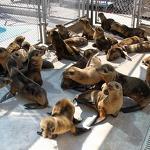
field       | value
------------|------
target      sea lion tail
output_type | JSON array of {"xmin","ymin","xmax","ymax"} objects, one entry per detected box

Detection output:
[{"xmin": 121, "ymin": 105, "xmax": 144, "ymax": 113}]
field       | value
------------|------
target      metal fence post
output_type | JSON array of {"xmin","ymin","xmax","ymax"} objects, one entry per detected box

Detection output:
[{"xmin": 91, "ymin": 0, "xmax": 94, "ymax": 25}]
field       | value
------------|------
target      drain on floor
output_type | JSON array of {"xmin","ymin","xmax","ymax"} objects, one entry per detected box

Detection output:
[{"xmin": 141, "ymin": 124, "xmax": 150, "ymax": 150}]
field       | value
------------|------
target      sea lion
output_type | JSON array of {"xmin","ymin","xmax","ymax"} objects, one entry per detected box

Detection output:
[
  {"xmin": 1, "ymin": 67, "xmax": 49, "ymax": 109},
  {"xmin": 21, "ymin": 41, "xmax": 31, "ymax": 52},
  {"xmin": 78, "ymin": 18, "xmax": 94, "ymax": 40},
  {"xmin": 146, "ymin": 65, "xmax": 150, "ymax": 87},
  {"xmin": 106, "ymin": 36, "xmax": 144, "ymax": 61},
  {"xmin": 51, "ymin": 30, "xmax": 82, "ymax": 61},
  {"xmin": 98, "ymin": 13, "xmax": 115, "ymax": 31},
  {"xmin": 110, "ymin": 21, "xmax": 147, "ymax": 40},
  {"xmin": 0, "ymin": 77, "xmax": 12, "ymax": 88},
  {"xmin": 56, "ymin": 24, "xmax": 79, "ymax": 40},
  {"xmin": 63, "ymin": 59, "xmax": 102, "ymax": 85},
  {"xmin": 123, "ymin": 41, "xmax": 150, "ymax": 53},
  {"xmin": 64, "ymin": 37, "xmax": 88, "ymax": 47},
  {"xmin": 93, "ymin": 26, "xmax": 118, "ymax": 51},
  {"xmin": 96, "ymin": 64, "xmax": 150, "ymax": 112},
  {"xmin": 23, "ymin": 49, "xmax": 45, "ymax": 86},
  {"xmin": 38, "ymin": 115, "xmax": 90, "ymax": 139},
  {"xmin": 75, "ymin": 81, "xmax": 123, "ymax": 126},
  {"xmin": 6, "ymin": 36, "xmax": 25, "ymax": 53},
  {"xmin": 142, "ymin": 56, "xmax": 150, "ymax": 66},
  {"xmin": 50, "ymin": 99, "xmax": 82, "ymax": 123},
  {"xmin": 61, "ymin": 49, "xmax": 99, "ymax": 90}
]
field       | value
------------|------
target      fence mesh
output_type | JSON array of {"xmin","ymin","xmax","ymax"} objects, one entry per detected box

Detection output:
[{"xmin": 0, "ymin": 0, "xmax": 41, "ymax": 46}]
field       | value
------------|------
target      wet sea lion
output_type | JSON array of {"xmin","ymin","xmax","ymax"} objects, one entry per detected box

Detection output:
[
  {"xmin": 142, "ymin": 56, "xmax": 150, "ymax": 66},
  {"xmin": 56, "ymin": 24, "xmax": 79, "ymax": 40},
  {"xmin": 64, "ymin": 37, "xmax": 88, "ymax": 47},
  {"xmin": 7, "ymin": 36, "xmax": 25, "ymax": 53},
  {"xmin": 98, "ymin": 13, "xmax": 115, "ymax": 31},
  {"xmin": 96, "ymin": 64, "xmax": 150, "ymax": 112},
  {"xmin": 78, "ymin": 18, "xmax": 94, "ymax": 40},
  {"xmin": 51, "ymin": 30, "xmax": 82, "ymax": 61}
]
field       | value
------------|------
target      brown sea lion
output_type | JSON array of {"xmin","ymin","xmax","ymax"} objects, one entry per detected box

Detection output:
[
  {"xmin": 64, "ymin": 37, "xmax": 88, "ymax": 47},
  {"xmin": 50, "ymin": 99, "xmax": 82, "ymax": 124},
  {"xmin": 146, "ymin": 65, "xmax": 150, "ymax": 87},
  {"xmin": 78, "ymin": 18, "xmax": 94, "ymax": 40},
  {"xmin": 106, "ymin": 36, "xmax": 144, "ymax": 61},
  {"xmin": 142, "ymin": 56, "xmax": 150, "ymax": 66},
  {"xmin": 23, "ymin": 49, "xmax": 45, "ymax": 86},
  {"xmin": 61, "ymin": 49, "xmax": 99, "ymax": 90},
  {"xmin": 7, "ymin": 36, "xmax": 25, "ymax": 53},
  {"xmin": 39, "ymin": 115, "xmax": 90, "ymax": 139},
  {"xmin": 98, "ymin": 13, "xmax": 115, "ymax": 31},
  {"xmin": 1, "ymin": 67, "xmax": 49, "ymax": 109},
  {"xmin": 110, "ymin": 21, "xmax": 147, "ymax": 40},
  {"xmin": 56, "ymin": 24, "xmax": 79, "ymax": 40},
  {"xmin": 21, "ymin": 41, "xmax": 31, "ymax": 52},
  {"xmin": 51, "ymin": 30, "xmax": 82, "ymax": 61},
  {"xmin": 93, "ymin": 26, "xmax": 118, "ymax": 51},
  {"xmin": 75, "ymin": 81, "xmax": 123, "ymax": 126},
  {"xmin": 63, "ymin": 61, "xmax": 102, "ymax": 85},
  {"xmin": 96, "ymin": 64, "xmax": 150, "ymax": 112}
]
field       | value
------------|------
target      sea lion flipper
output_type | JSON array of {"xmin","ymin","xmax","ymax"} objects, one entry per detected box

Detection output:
[
  {"xmin": 75, "ymin": 127, "xmax": 91, "ymax": 135},
  {"xmin": 121, "ymin": 105, "xmax": 143, "ymax": 113},
  {"xmin": 0, "ymin": 92, "xmax": 14, "ymax": 103},
  {"xmin": 24, "ymin": 103, "xmax": 46, "ymax": 109},
  {"xmin": 73, "ymin": 117, "xmax": 82, "ymax": 124}
]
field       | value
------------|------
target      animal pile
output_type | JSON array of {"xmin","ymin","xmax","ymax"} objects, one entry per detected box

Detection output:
[{"xmin": 0, "ymin": 13, "xmax": 150, "ymax": 140}]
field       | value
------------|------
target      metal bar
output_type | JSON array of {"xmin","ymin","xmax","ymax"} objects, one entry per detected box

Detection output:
[
  {"xmin": 37, "ymin": 0, "xmax": 43, "ymax": 43},
  {"xmin": 91, "ymin": 0, "xmax": 94, "ymax": 25},
  {"xmin": 136, "ymin": 0, "xmax": 142, "ymax": 27},
  {"xmin": 82, "ymin": 0, "xmax": 85, "ymax": 16},
  {"xmin": 78, "ymin": 0, "xmax": 81, "ymax": 17},
  {"xmin": 86, "ymin": 0, "xmax": 90, "ymax": 18},
  {"xmin": 131, "ymin": 0, "xmax": 137, "ymax": 27},
  {"xmin": 95, "ymin": 0, "xmax": 98, "ymax": 24}
]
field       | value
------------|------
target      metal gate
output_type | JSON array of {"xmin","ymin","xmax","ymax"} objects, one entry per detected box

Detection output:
[{"xmin": 0, "ymin": 0, "xmax": 42, "ymax": 46}]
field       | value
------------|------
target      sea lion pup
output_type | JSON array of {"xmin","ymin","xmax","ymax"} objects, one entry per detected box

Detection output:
[
  {"xmin": 64, "ymin": 37, "xmax": 88, "ymax": 47},
  {"xmin": 142, "ymin": 56, "xmax": 150, "ymax": 66},
  {"xmin": 96, "ymin": 64, "xmax": 150, "ymax": 112},
  {"xmin": 93, "ymin": 26, "xmax": 118, "ymax": 51},
  {"xmin": 61, "ymin": 49, "xmax": 99, "ymax": 90},
  {"xmin": 98, "ymin": 13, "xmax": 115, "ymax": 31},
  {"xmin": 146, "ymin": 65, "xmax": 150, "ymax": 87},
  {"xmin": 51, "ymin": 30, "xmax": 82, "ymax": 61},
  {"xmin": 106, "ymin": 36, "xmax": 144, "ymax": 61},
  {"xmin": 6, "ymin": 36, "xmax": 25, "ymax": 53},
  {"xmin": 123, "ymin": 41, "xmax": 150, "ymax": 53},
  {"xmin": 50, "ymin": 99, "xmax": 82, "ymax": 123},
  {"xmin": 23, "ymin": 49, "xmax": 45, "ymax": 86},
  {"xmin": 39, "ymin": 114, "xmax": 90, "ymax": 139},
  {"xmin": 0, "ymin": 67, "xmax": 49, "ymax": 109},
  {"xmin": 63, "ymin": 58, "xmax": 102, "ymax": 85},
  {"xmin": 75, "ymin": 81, "xmax": 123, "ymax": 126},
  {"xmin": 110, "ymin": 21, "xmax": 147, "ymax": 40},
  {"xmin": 78, "ymin": 18, "xmax": 94, "ymax": 40},
  {"xmin": 56, "ymin": 24, "xmax": 79, "ymax": 40}
]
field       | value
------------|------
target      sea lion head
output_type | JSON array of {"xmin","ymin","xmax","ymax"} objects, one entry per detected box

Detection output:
[
  {"xmin": 106, "ymin": 47, "xmax": 125, "ymax": 61},
  {"xmin": 142, "ymin": 56, "xmax": 150, "ymax": 66},
  {"xmin": 40, "ymin": 117, "xmax": 55, "ymax": 138},
  {"xmin": 0, "ymin": 77, "xmax": 12, "ymax": 88},
  {"xmin": 50, "ymin": 30, "xmax": 61, "ymax": 40},
  {"xmin": 56, "ymin": 24, "xmax": 66, "ymax": 32},
  {"xmin": 28, "ymin": 49, "xmax": 45, "ymax": 61},
  {"xmin": 98, "ymin": 13, "xmax": 105, "ymax": 20},
  {"xmin": 14, "ymin": 36, "xmax": 25, "ymax": 46},
  {"xmin": 107, "ymin": 81, "xmax": 122, "ymax": 93},
  {"xmin": 94, "ymin": 26, "xmax": 104, "ymax": 35},
  {"xmin": 21, "ymin": 41, "xmax": 31, "ymax": 52},
  {"xmin": 78, "ymin": 18, "xmax": 90, "ymax": 26}
]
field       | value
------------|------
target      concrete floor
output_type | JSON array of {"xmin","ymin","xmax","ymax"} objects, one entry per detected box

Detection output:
[{"xmin": 0, "ymin": 37, "xmax": 150, "ymax": 150}]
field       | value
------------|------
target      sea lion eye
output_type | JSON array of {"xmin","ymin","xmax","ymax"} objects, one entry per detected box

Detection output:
[
  {"xmin": 115, "ymin": 84, "xmax": 119, "ymax": 89},
  {"xmin": 103, "ymin": 68, "xmax": 108, "ymax": 73},
  {"xmin": 15, "ymin": 53, "xmax": 19, "ymax": 56}
]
